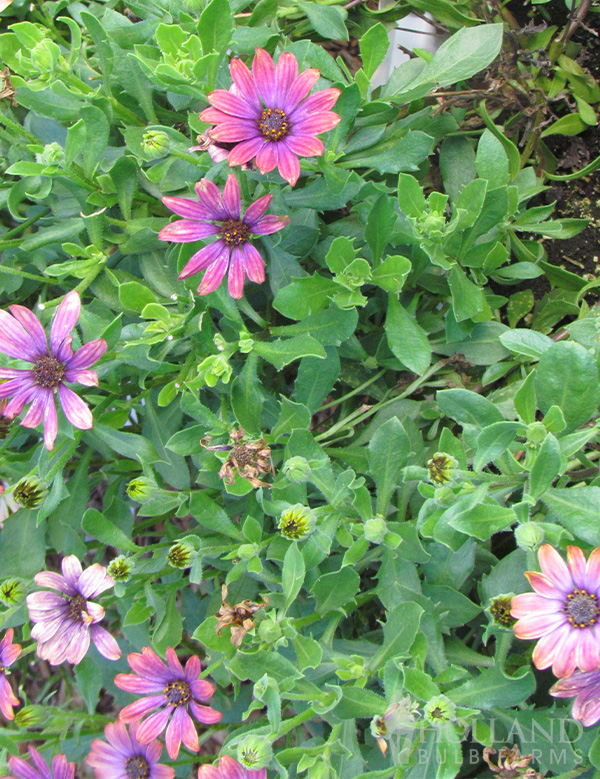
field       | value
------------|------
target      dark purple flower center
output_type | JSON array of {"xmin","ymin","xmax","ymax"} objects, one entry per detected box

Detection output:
[
  {"xmin": 220, "ymin": 219, "xmax": 250, "ymax": 246},
  {"xmin": 33, "ymin": 356, "xmax": 65, "ymax": 389},
  {"xmin": 68, "ymin": 594, "xmax": 89, "ymax": 623},
  {"xmin": 164, "ymin": 679, "xmax": 191, "ymax": 706},
  {"xmin": 125, "ymin": 755, "xmax": 150, "ymax": 779},
  {"xmin": 564, "ymin": 588, "xmax": 599, "ymax": 628},
  {"xmin": 259, "ymin": 108, "xmax": 289, "ymax": 141}
]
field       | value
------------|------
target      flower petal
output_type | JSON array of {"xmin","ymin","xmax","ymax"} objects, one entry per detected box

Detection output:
[
  {"xmin": 525, "ymin": 571, "xmax": 564, "ymax": 599},
  {"xmin": 165, "ymin": 647, "xmax": 184, "ymax": 677},
  {"xmin": 241, "ymin": 243, "xmax": 265, "ymax": 284},
  {"xmin": 208, "ymin": 89, "xmax": 257, "ymax": 118},
  {"xmin": 33, "ymin": 572, "xmax": 74, "ymax": 595},
  {"xmin": 587, "ymin": 547, "xmax": 600, "ymax": 592},
  {"xmin": 276, "ymin": 143, "xmax": 300, "ymax": 186},
  {"xmin": 43, "ymin": 392, "xmax": 58, "ymax": 450},
  {"xmin": 129, "ymin": 646, "xmax": 170, "ymax": 680},
  {"xmin": 293, "ymin": 111, "xmax": 341, "ymax": 135},
  {"xmin": 50, "ymin": 291, "xmax": 80, "ymax": 357},
  {"xmin": 513, "ymin": 612, "xmax": 565, "ymax": 640},
  {"xmin": 255, "ymin": 143, "xmax": 279, "ymax": 174},
  {"xmin": 230, "ymin": 57, "xmax": 262, "ymax": 111},
  {"xmin": 252, "ymin": 47, "xmax": 277, "ymax": 107},
  {"xmin": 285, "ymin": 134, "xmax": 324, "ymax": 158},
  {"xmin": 58, "ymin": 384, "xmax": 93, "ymax": 430},
  {"xmin": 65, "ymin": 339, "xmax": 107, "ymax": 371},
  {"xmin": 283, "ymin": 68, "xmax": 320, "ymax": 113},
  {"xmin": 576, "ymin": 627, "xmax": 600, "ymax": 672},
  {"xmin": 228, "ymin": 137, "xmax": 265, "ymax": 167},
  {"xmin": 63, "ymin": 369, "xmax": 99, "ymax": 387},
  {"xmin": 552, "ymin": 628, "xmax": 580, "ymax": 678},
  {"xmin": 510, "ymin": 592, "xmax": 563, "ymax": 619},
  {"xmin": 219, "ymin": 756, "xmax": 245, "ymax": 779},
  {"xmin": 0, "ymin": 309, "xmax": 40, "ymax": 362},
  {"xmin": 251, "ymin": 214, "xmax": 290, "ymax": 236},
  {"xmin": 136, "ymin": 706, "xmax": 172, "ymax": 744},
  {"xmin": 222, "ymin": 174, "xmax": 242, "ymax": 220},
  {"xmin": 20, "ymin": 390, "xmax": 47, "ymax": 429},
  {"xmin": 243, "ymin": 193, "xmax": 272, "ymax": 225},
  {"xmin": 228, "ymin": 245, "xmax": 246, "ymax": 299},
  {"xmin": 275, "ymin": 52, "xmax": 298, "ymax": 106},
  {"xmin": 159, "ymin": 220, "xmax": 220, "ymax": 243},
  {"xmin": 119, "ymin": 695, "xmax": 165, "ymax": 722},
  {"xmin": 179, "ymin": 707, "xmax": 199, "ymax": 754},
  {"xmin": 209, "ymin": 121, "xmax": 261, "ymax": 143},
  {"xmin": 114, "ymin": 675, "xmax": 165, "ymax": 694},
  {"xmin": 189, "ymin": 700, "xmax": 222, "ymax": 724},
  {"xmin": 7, "ymin": 305, "xmax": 47, "ymax": 357},
  {"xmin": 161, "ymin": 196, "xmax": 214, "ymax": 221},
  {"xmin": 532, "ymin": 623, "xmax": 570, "ymax": 670},
  {"xmin": 197, "ymin": 248, "xmax": 230, "ymax": 297},
  {"xmin": 538, "ymin": 544, "xmax": 573, "ymax": 592},
  {"xmin": 195, "ymin": 179, "xmax": 228, "ymax": 220},
  {"xmin": 78, "ymin": 564, "xmax": 113, "ymax": 599},
  {"xmin": 568, "ymin": 546, "xmax": 588, "ymax": 589},
  {"xmin": 289, "ymin": 88, "xmax": 341, "ymax": 121},
  {"xmin": 178, "ymin": 241, "xmax": 227, "ymax": 280},
  {"xmin": 90, "ymin": 624, "xmax": 121, "ymax": 661}
]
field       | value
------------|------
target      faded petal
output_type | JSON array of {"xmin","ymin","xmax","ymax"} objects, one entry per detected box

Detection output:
[
  {"xmin": 90, "ymin": 624, "xmax": 121, "ymax": 661},
  {"xmin": 162, "ymin": 196, "xmax": 215, "ymax": 221},
  {"xmin": 513, "ymin": 612, "xmax": 565, "ymax": 639},
  {"xmin": 538, "ymin": 544, "xmax": 573, "ymax": 592},
  {"xmin": 78, "ymin": 564, "xmax": 113, "ymax": 599},
  {"xmin": 58, "ymin": 384, "xmax": 93, "ymax": 430},
  {"xmin": 159, "ymin": 220, "xmax": 220, "ymax": 243},
  {"xmin": 197, "ymin": 249, "xmax": 230, "ymax": 297},
  {"xmin": 65, "ymin": 339, "xmax": 107, "ymax": 371},
  {"xmin": 50, "ymin": 291, "xmax": 80, "ymax": 357},
  {"xmin": 43, "ymin": 393, "xmax": 58, "ymax": 450},
  {"xmin": 222, "ymin": 174, "xmax": 242, "ymax": 220},
  {"xmin": 525, "ymin": 571, "xmax": 564, "ymax": 599},
  {"xmin": 510, "ymin": 592, "xmax": 563, "ymax": 618},
  {"xmin": 7, "ymin": 305, "xmax": 47, "ymax": 357},
  {"xmin": 241, "ymin": 243, "xmax": 265, "ymax": 285},
  {"xmin": 568, "ymin": 546, "xmax": 588, "ymax": 589},
  {"xmin": 32, "ymin": 572, "xmax": 74, "ymax": 595}
]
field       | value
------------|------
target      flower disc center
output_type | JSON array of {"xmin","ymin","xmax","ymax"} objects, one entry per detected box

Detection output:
[
  {"xmin": 68, "ymin": 594, "xmax": 89, "ymax": 622},
  {"xmin": 125, "ymin": 755, "xmax": 150, "ymax": 779},
  {"xmin": 34, "ymin": 356, "xmax": 65, "ymax": 389},
  {"xmin": 564, "ymin": 588, "xmax": 599, "ymax": 628},
  {"xmin": 220, "ymin": 219, "xmax": 250, "ymax": 246},
  {"xmin": 259, "ymin": 108, "xmax": 289, "ymax": 140},
  {"xmin": 164, "ymin": 679, "xmax": 191, "ymax": 706}
]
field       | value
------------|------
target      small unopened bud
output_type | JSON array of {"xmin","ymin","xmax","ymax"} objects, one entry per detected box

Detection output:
[
  {"xmin": 488, "ymin": 594, "xmax": 517, "ymax": 629},
  {"xmin": 0, "ymin": 578, "xmax": 25, "ymax": 607},
  {"xmin": 423, "ymin": 695, "xmax": 456, "ymax": 725},
  {"xmin": 364, "ymin": 516, "xmax": 387, "ymax": 545},
  {"xmin": 515, "ymin": 523, "xmax": 544, "ymax": 553},
  {"xmin": 167, "ymin": 542, "xmax": 195, "ymax": 569},
  {"xmin": 12, "ymin": 477, "xmax": 47, "ymax": 509},
  {"xmin": 526, "ymin": 421, "xmax": 547, "ymax": 445},
  {"xmin": 427, "ymin": 452, "xmax": 458, "ymax": 485},
  {"xmin": 282, "ymin": 456, "xmax": 311, "ymax": 483},
  {"xmin": 15, "ymin": 705, "xmax": 48, "ymax": 727},
  {"xmin": 236, "ymin": 734, "xmax": 273, "ymax": 770},
  {"xmin": 237, "ymin": 543, "xmax": 256, "ymax": 560},
  {"xmin": 141, "ymin": 130, "xmax": 170, "ymax": 158},
  {"xmin": 35, "ymin": 141, "xmax": 63, "ymax": 167},
  {"xmin": 107, "ymin": 556, "xmax": 134, "ymax": 583},
  {"xmin": 126, "ymin": 477, "xmax": 157, "ymax": 503},
  {"xmin": 257, "ymin": 616, "xmax": 282, "ymax": 644},
  {"xmin": 278, "ymin": 505, "xmax": 316, "ymax": 541}
]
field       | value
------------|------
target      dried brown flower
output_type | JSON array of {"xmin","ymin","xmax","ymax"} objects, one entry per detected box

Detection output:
[
  {"xmin": 202, "ymin": 427, "xmax": 274, "ymax": 489},
  {"xmin": 483, "ymin": 745, "xmax": 544, "ymax": 778},
  {"xmin": 215, "ymin": 584, "xmax": 268, "ymax": 647},
  {"xmin": 0, "ymin": 67, "xmax": 16, "ymax": 106}
]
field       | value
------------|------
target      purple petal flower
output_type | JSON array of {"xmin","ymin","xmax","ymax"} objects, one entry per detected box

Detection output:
[
  {"xmin": 199, "ymin": 48, "xmax": 340, "ymax": 186},
  {"xmin": 198, "ymin": 756, "xmax": 266, "ymax": 779},
  {"xmin": 159, "ymin": 174, "xmax": 289, "ymax": 299},
  {"xmin": 26, "ymin": 555, "xmax": 121, "ymax": 666},
  {"xmin": 87, "ymin": 720, "xmax": 175, "ymax": 779},
  {"xmin": 551, "ymin": 669, "xmax": 600, "ymax": 726},
  {"xmin": 115, "ymin": 646, "xmax": 222, "ymax": 760},
  {"xmin": 511, "ymin": 544, "xmax": 600, "ymax": 678},
  {"xmin": 0, "ymin": 746, "xmax": 75, "ymax": 779},
  {"xmin": 0, "ymin": 629, "xmax": 21, "ymax": 720},
  {"xmin": 0, "ymin": 291, "xmax": 107, "ymax": 450}
]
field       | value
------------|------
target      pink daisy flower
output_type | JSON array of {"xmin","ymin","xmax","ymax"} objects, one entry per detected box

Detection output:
[
  {"xmin": 159, "ymin": 174, "xmax": 289, "ymax": 299},
  {"xmin": 511, "ymin": 544, "xmax": 600, "ymax": 678},
  {"xmin": 0, "ymin": 747, "xmax": 75, "ymax": 779},
  {"xmin": 0, "ymin": 629, "xmax": 21, "ymax": 720},
  {"xmin": 198, "ymin": 756, "xmax": 266, "ymax": 779},
  {"xmin": 199, "ymin": 47, "xmax": 341, "ymax": 186},
  {"xmin": 0, "ymin": 290, "xmax": 106, "ymax": 450},
  {"xmin": 550, "ymin": 669, "xmax": 600, "ymax": 727},
  {"xmin": 87, "ymin": 720, "xmax": 175, "ymax": 779},
  {"xmin": 26, "ymin": 555, "xmax": 121, "ymax": 666},
  {"xmin": 114, "ymin": 646, "xmax": 222, "ymax": 760}
]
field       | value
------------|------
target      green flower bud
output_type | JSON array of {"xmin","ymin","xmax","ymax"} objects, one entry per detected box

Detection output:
[
  {"xmin": 526, "ymin": 421, "xmax": 547, "ymax": 445},
  {"xmin": 142, "ymin": 130, "xmax": 170, "ymax": 158},
  {"xmin": 30, "ymin": 40, "xmax": 60, "ymax": 73},
  {"xmin": 197, "ymin": 354, "xmax": 232, "ymax": 387},
  {"xmin": 515, "ymin": 522, "xmax": 544, "ymax": 553},
  {"xmin": 15, "ymin": 705, "xmax": 48, "ymax": 727},
  {"xmin": 423, "ymin": 694, "xmax": 456, "ymax": 724},
  {"xmin": 12, "ymin": 477, "xmax": 47, "ymax": 509},
  {"xmin": 364, "ymin": 516, "xmax": 387, "ymax": 545},
  {"xmin": 278, "ymin": 504, "xmax": 316, "ymax": 541},
  {"xmin": 488, "ymin": 594, "xmax": 517, "ymax": 629},
  {"xmin": 238, "ymin": 543, "xmax": 257, "ymax": 560},
  {"xmin": 238, "ymin": 329, "xmax": 254, "ymax": 354},
  {"xmin": 236, "ymin": 734, "xmax": 273, "ymax": 770},
  {"xmin": 257, "ymin": 615, "xmax": 282, "ymax": 644},
  {"xmin": 167, "ymin": 542, "xmax": 195, "ymax": 569},
  {"xmin": 427, "ymin": 452, "xmax": 458, "ymax": 486},
  {"xmin": 126, "ymin": 477, "xmax": 157, "ymax": 503},
  {"xmin": 282, "ymin": 456, "xmax": 311, "ymax": 483},
  {"xmin": 0, "ymin": 578, "xmax": 25, "ymax": 607},
  {"xmin": 35, "ymin": 141, "xmax": 63, "ymax": 167},
  {"xmin": 107, "ymin": 556, "xmax": 134, "ymax": 583}
]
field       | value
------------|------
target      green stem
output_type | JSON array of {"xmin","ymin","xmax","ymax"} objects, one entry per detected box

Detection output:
[
  {"xmin": 46, "ymin": 436, "xmax": 80, "ymax": 482},
  {"xmin": 318, "ymin": 369, "xmax": 387, "ymax": 412},
  {"xmin": 0, "ymin": 265, "xmax": 51, "ymax": 284},
  {"xmin": 2, "ymin": 207, "xmax": 51, "ymax": 239},
  {"xmin": 0, "ymin": 108, "xmax": 38, "ymax": 143}
]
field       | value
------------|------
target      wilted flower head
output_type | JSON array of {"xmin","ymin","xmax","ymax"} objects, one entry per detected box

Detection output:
[
  {"xmin": 216, "ymin": 584, "xmax": 268, "ymax": 647},
  {"xmin": 278, "ymin": 505, "xmax": 315, "ymax": 541},
  {"xmin": 483, "ymin": 745, "xmax": 543, "ymax": 778},
  {"xmin": 0, "ymin": 290, "xmax": 106, "ymax": 449},
  {"xmin": 198, "ymin": 756, "xmax": 266, "ymax": 779},
  {"xmin": 0, "ymin": 629, "xmax": 21, "ymax": 720},
  {"xmin": 1, "ymin": 746, "xmax": 75, "ymax": 779},
  {"xmin": 12, "ymin": 477, "xmax": 47, "ymax": 509},
  {"xmin": 200, "ymin": 47, "xmax": 340, "ymax": 186},
  {"xmin": 426, "ymin": 452, "xmax": 458, "ymax": 485},
  {"xmin": 87, "ymin": 720, "xmax": 175, "ymax": 779},
  {"xmin": 371, "ymin": 697, "xmax": 419, "ymax": 756},
  {"xmin": 488, "ymin": 595, "xmax": 517, "ymax": 629},
  {"xmin": 26, "ymin": 555, "xmax": 121, "ymax": 665},
  {"xmin": 202, "ymin": 427, "xmax": 273, "ymax": 488},
  {"xmin": 107, "ymin": 556, "xmax": 134, "ymax": 583},
  {"xmin": 550, "ymin": 669, "xmax": 600, "ymax": 727},
  {"xmin": 511, "ymin": 544, "xmax": 600, "ymax": 677},
  {"xmin": 167, "ymin": 542, "xmax": 195, "ymax": 570},
  {"xmin": 236, "ymin": 734, "xmax": 273, "ymax": 770},
  {"xmin": 159, "ymin": 174, "xmax": 289, "ymax": 299},
  {"xmin": 114, "ymin": 646, "xmax": 222, "ymax": 760}
]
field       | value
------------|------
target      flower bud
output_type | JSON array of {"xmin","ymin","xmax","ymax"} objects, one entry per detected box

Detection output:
[
  {"xmin": 236, "ymin": 734, "xmax": 273, "ymax": 770},
  {"xmin": 107, "ymin": 556, "xmax": 134, "ymax": 583},
  {"xmin": 237, "ymin": 543, "xmax": 257, "ymax": 561},
  {"xmin": 12, "ymin": 477, "xmax": 47, "ymax": 509},
  {"xmin": 488, "ymin": 594, "xmax": 517, "ymax": 629},
  {"xmin": 364, "ymin": 516, "xmax": 387, "ymax": 545},
  {"xmin": 282, "ymin": 456, "xmax": 311, "ymax": 483},
  {"xmin": 126, "ymin": 477, "xmax": 157, "ymax": 503},
  {"xmin": 141, "ymin": 130, "xmax": 170, "ymax": 158},
  {"xmin": 0, "ymin": 578, "xmax": 24, "ymax": 607},
  {"xmin": 427, "ymin": 452, "xmax": 458, "ymax": 485},
  {"xmin": 526, "ymin": 421, "xmax": 547, "ymax": 445},
  {"xmin": 238, "ymin": 329, "xmax": 254, "ymax": 354},
  {"xmin": 515, "ymin": 522, "xmax": 544, "ymax": 553},
  {"xmin": 257, "ymin": 616, "xmax": 282, "ymax": 644},
  {"xmin": 278, "ymin": 505, "xmax": 316, "ymax": 541},
  {"xmin": 423, "ymin": 694, "xmax": 456, "ymax": 725},
  {"xmin": 15, "ymin": 705, "xmax": 48, "ymax": 727},
  {"xmin": 30, "ymin": 40, "xmax": 60, "ymax": 73},
  {"xmin": 197, "ymin": 354, "xmax": 232, "ymax": 387},
  {"xmin": 167, "ymin": 542, "xmax": 195, "ymax": 569},
  {"xmin": 35, "ymin": 141, "xmax": 63, "ymax": 167}
]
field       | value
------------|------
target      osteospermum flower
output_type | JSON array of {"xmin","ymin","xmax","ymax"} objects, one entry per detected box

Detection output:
[
  {"xmin": 0, "ymin": 290, "xmax": 106, "ymax": 449},
  {"xmin": 200, "ymin": 47, "xmax": 341, "ymax": 186},
  {"xmin": 550, "ymin": 669, "xmax": 600, "ymax": 727},
  {"xmin": 87, "ymin": 720, "xmax": 175, "ymax": 779},
  {"xmin": 0, "ymin": 746, "xmax": 75, "ymax": 779},
  {"xmin": 198, "ymin": 756, "xmax": 266, "ymax": 779},
  {"xmin": 26, "ymin": 555, "xmax": 121, "ymax": 666},
  {"xmin": 115, "ymin": 646, "xmax": 222, "ymax": 760},
  {"xmin": 511, "ymin": 544, "xmax": 600, "ymax": 677},
  {"xmin": 0, "ymin": 629, "xmax": 21, "ymax": 720},
  {"xmin": 159, "ymin": 174, "xmax": 289, "ymax": 299}
]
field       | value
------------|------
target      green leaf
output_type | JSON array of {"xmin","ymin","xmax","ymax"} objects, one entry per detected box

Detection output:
[
  {"xmin": 397, "ymin": 173, "xmax": 427, "ymax": 217},
  {"xmin": 421, "ymin": 23, "xmax": 503, "ymax": 87},
  {"xmin": 335, "ymin": 687, "xmax": 386, "ymax": 719},
  {"xmin": 386, "ymin": 294, "xmax": 431, "ymax": 374},
  {"xmin": 74, "ymin": 657, "xmax": 102, "ymax": 715},
  {"xmin": 189, "ymin": 491, "xmax": 243, "ymax": 540},
  {"xmin": 312, "ymin": 567, "xmax": 360, "ymax": 613},
  {"xmin": 340, "ymin": 130, "xmax": 434, "ymax": 174},
  {"xmin": 499, "ymin": 329, "xmax": 553, "ymax": 359},
  {"xmin": 475, "ymin": 422, "xmax": 522, "ymax": 470},
  {"xmin": 369, "ymin": 602, "xmax": 423, "ymax": 671},
  {"xmin": 82, "ymin": 508, "xmax": 138, "ymax": 552},
  {"xmin": 0, "ymin": 511, "xmax": 45, "ymax": 579},
  {"xmin": 231, "ymin": 353, "xmax": 264, "ymax": 436},
  {"xmin": 294, "ymin": 348, "xmax": 340, "ymax": 413},
  {"xmin": 437, "ymin": 388, "xmax": 503, "ymax": 428},
  {"xmin": 371, "ymin": 255, "xmax": 411, "ymax": 294},
  {"xmin": 198, "ymin": 0, "xmax": 233, "ymax": 54},
  {"xmin": 296, "ymin": 0, "xmax": 348, "ymax": 40},
  {"xmin": 272, "ymin": 398, "xmax": 311, "ymax": 440},
  {"xmin": 448, "ymin": 503, "xmax": 517, "ymax": 540},
  {"xmin": 448, "ymin": 266, "xmax": 485, "ymax": 322},
  {"xmin": 282, "ymin": 543, "xmax": 305, "ymax": 611},
  {"xmin": 367, "ymin": 417, "xmax": 411, "ymax": 513},
  {"xmin": 543, "ymin": 487, "xmax": 600, "ymax": 545},
  {"xmin": 529, "ymin": 433, "xmax": 561, "ymax": 500},
  {"xmin": 270, "ymin": 306, "xmax": 358, "ymax": 346},
  {"xmin": 92, "ymin": 424, "xmax": 160, "ymax": 465},
  {"xmin": 109, "ymin": 156, "xmax": 137, "ymax": 221},
  {"xmin": 293, "ymin": 634, "xmax": 323, "ymax": 671},
  {"xmin": 153, "ymin": 591, "xmax": 183, "ymax": 655},
  {"xmin": 273, "ymin": 274, "xmax": 338, "ymax": 319},
  {"xmin": 534, "ymin": 342, "xmax": 599, "ymax": 431},
  {"xmin": 254, "ymin": 335, "xmax": 326, "ymax": 369},
  {"xmin": 79, "ymin": 105, "xmax": 110, "ymax": 179},
  {"xmin": 475, "ymin": 129, "xmax": 509, "ymax": 187},
  {"xmin": 366, "ymin": 194, "xmax": 397, "ymax": 263},
  {"xmin": 540, "ymin": 113, "xmax": 587, "ymax": 138},
  {"xmin": 359, "ymin": 23, "xmax": 389, "ymax": 79},
  {"xmin": 228, "ymin": 650, "xmax": 303, "ymax": 683},
  {"xmin": 166, "ymin": 425, "xmax": 205, "ymax": 455},
  {"xmin": 448, "ymin": 666, "xmax": 535, "ymax": 709},
  {"xmin": 119, "ymin": 281, "xmax": 157, "ymax": 312}
]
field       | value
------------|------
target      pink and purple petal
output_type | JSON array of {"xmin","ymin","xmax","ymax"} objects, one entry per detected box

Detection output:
[
  {"xmin": 58, "ymin": 384, "xmax": 93, "ymax": 429},
  {"xmin": 90, "ymin": 624, "xmax": 121, "ymax": 661},
  {"xmin": 228, "ymin": 137, "xmax": 265, "ymax": 167},
  {"xmin": 286, "ymin": 135, "xmax": 324, "ymax": 157},
  {"xmin": 195, "ymin": 179, "xmax": 228, "ymax": 220},
  {"xmin": 159, "ymin": 221, "xmax": 220, "ymax": 243},
  {"xmin": 525, "ymin": 571, "xmax": 564, "ymax": 599},
  {"xmin": 188, "ymin": 700, "xmax": 222, "ymax": 724},
  {"xmin": 178, "ymin": 241, "xmax": 227, "ymax": 280},
  {"xmin": 289, "ymin": 87, "xmax": 341, "ymax": 121},
  {"xmin": 219, "ymin": 756, "xmax": 246, "ymax": 779},
  {"xmin": 293, "ymin": 112, "xmax": 341, "ymax": 135},
  {"xmin": 255, "ymin": 143, "xmax": 279, "ymax": 175},
  {"xmin": 568, "ymin": 545, "xmax": 588, "ymax": 589},
  {"xmin": 222, "ymin": 175, "xmax": 242, "ymax": 220},
  {"xmin": 63, "ymin": 368, "xmax": 99, "ymax": 387},
  {"xmin": 42, "ymin": 392, "xmax": 58, "ymax": 450},
  {"xmin": 252, "ymin": 47, "xmax": 277, "ymax": 107},
  {"xmin": 276, "ymin": 144, "xmax": 300, "ymax": 186},
  {"xmin": 7, "ymin": 305, "xmax": 47, "ymax": 358},
  {"xmin": 243, "ymin": 194, "xmax": 272, "ymax": 225},
  {"xmin": 587, "ymin": 547, "xmax": 600, "ymax": 591},
  {"xmin": 513, "ymin": 612, "xmax": 565, "ymax": 640},
  {"xmin": 229, "ymin": 57, "xmax": 262, "ymax": 111},
  {"xmin": 165, "ymin": 647, "xmax": 185, "ymax": 677},
  {"xmin": 275, "ymin": 52, "xmax": 299, "ymax": 105},
  {"xmin": 162, "ymin": 197, "xmax": 218, "ymax": 222},
  {"xmin": 136, "ymin": 706, "xmax": 173, "ymax": 744},
  {"xmin": 538, "ymin": 544, "xmax": 573, "ymax": 592},
  {"xmin": 50, "ymin": 291, "xmax": 80, "ymax": 357},
  {"xmin": 210, "ymin": 121, "xmax": 261, "ymax": 143},
  {"xmin": 251, "ymin": 214, "xmax": 290, "ymax": 236},
  {"xmin": 228, "ymin": 245, "xmax": 246, "ymax": 299},
  {"xmin": 207, "ymin": 89, "xmax": 258, "ymax": 118},
  {"xmin": 0, "ymin": 309, "xmax": 41, "ymax": 362},
  {"xmin": 282, "ymin": 68, "xmax": 320, "ymax": 114},
  {"xmin": 64, "ymin": 339, "xmax": 106, "ymax": 371},
  {"xmin": 197, "ymin": 249, "xmax": 231, "ymax": 297},
  {"xmin": 532, "ymin": 623, "xmax": 570, "ymax": 670},
  {"xmin": 128, "ymin": 647, "xmax": 171, "ymax": 680},
  {"xmin": 510, "ymin": 592, "xmax": 562, "ymax": 619},
  {"xmin": 241, "ymin": 243, "xmax": 265, "ymax": 285},
  {"xmin": 119, "ymin": 695, "xmax": 165, "ymax": 722},
  {"xmin": 115, "ymin": 675, "xmax": 166, "ymax": 695}
]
